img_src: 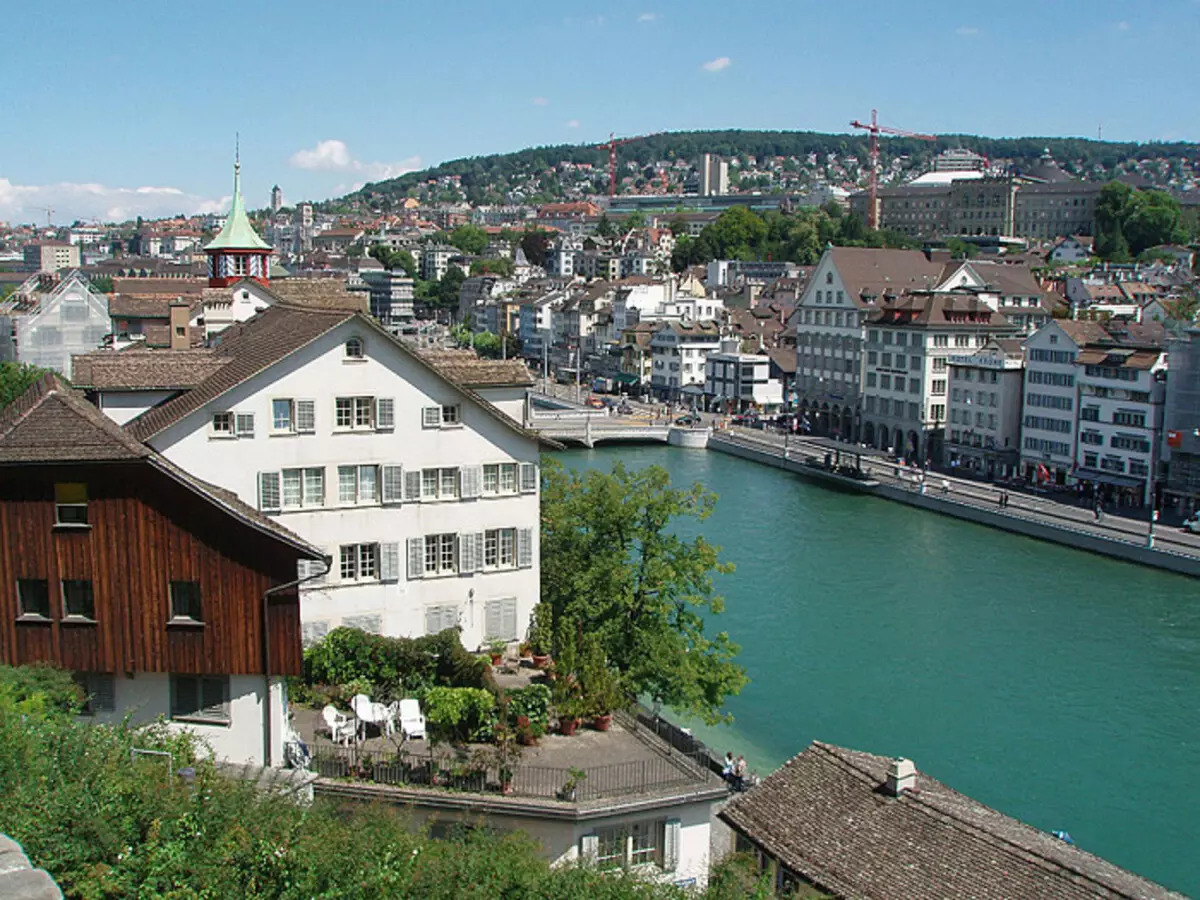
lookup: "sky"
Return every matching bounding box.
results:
[4,0,1199,224]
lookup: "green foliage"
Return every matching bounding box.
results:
[0,664,82,716]
[527,601,554,655]
[0,362,53,410]
[303,627,488,702]
[945,237,978,259]
[470,256,515,277]
[446,224,490,255]
[520,228,554,267]
[1095,182,1186,260]
[540,459,746,724]
[369,243,418,276]
[503,684,551,734]
[424,687,497,743]
[437,265,466,307]
[88,274,114,294]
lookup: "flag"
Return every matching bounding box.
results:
[1167,430,1182,449]
[1037,464,1051,483]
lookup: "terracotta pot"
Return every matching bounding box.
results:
[490,653,503,666]
[559,718,580,736]
[592,713,613,732]
[532,654,551,670]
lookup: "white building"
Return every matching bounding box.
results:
[421,243,460,281]
[15,272,110,379]
[87,305,546,650]
[944,339,1024,479]
[650,321,721,401]
[935,259,1055,335]
[699,153,729,197]
[24,241,80,273]
[704,340,784,413]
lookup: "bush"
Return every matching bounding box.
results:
[303,627,488,703]
[0,663,82,715]
[424,687,497,744]
[504,684,551,735]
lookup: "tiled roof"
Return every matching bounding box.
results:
[109,277,205,296]
[869,292,1012,329]
[417,350,535,387]
[826,248,945,307]
[720,741,1185,900]
[71,348,228,391]
[267,278,367,312]
[0,374,320,558]
[1075,347,1162,370]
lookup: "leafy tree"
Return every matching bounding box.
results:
[540,460,746,724]
[1161,290,1200,323]
[594,214,617,239]
[520,229,553,268]
[471,257,515,277]
[0,362,52,410]
[945,237,978,259]
[346,244,364,258]
[447,224,490,256]
[436,265,466,308]
[88,275,114,294]
[369,243,417,276]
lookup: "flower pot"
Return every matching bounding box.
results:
[591,713,613,732]
[532,654,551,670]
[558,787,577,802]
[559,718,580,736]
[490,653,503,666]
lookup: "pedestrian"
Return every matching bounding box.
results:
[733,755,747,791]
[941,479,950,494]
[997,492,1004,508]
[1094,499,1103,522]
[722,751,734,784]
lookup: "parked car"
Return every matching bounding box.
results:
[674,414,701,427]
[1183,513,1200,534]
[617,403,634,415]
[587,397,605,409]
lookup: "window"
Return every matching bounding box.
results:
[17,578,50,618]
[909,378,920,394]
[74,672,115,715]
[338,465,379,505]
[880,375,891,390]
[258,472,281,512]
[500,463,518,494]
[169,581,202,622]
[272,399,294,432]
[484,528,517,569]
[422,467,460,500]
[932,379,946,395]
[296,399,316,433]
[932,357,947,373]
[422,534,457,576]
[441,404,461,425]
[211,412,234,436]
[933,334,948,348]
[171,675,229,723]
[588,819,676,871]
[867,351,877,365]
[931,403,945,422]
[281,467,324,509]
[335,396,378,430]
[1113,410,1146,428]
[881,352,892,368]
[340,543,379,580]
[62,579,95,619]
[54,483,88,526]
[484,598,519,642]
[345,337,364,359]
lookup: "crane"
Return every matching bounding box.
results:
[850,110,936,229]
[594,132,658,197]
[30,206,56,227]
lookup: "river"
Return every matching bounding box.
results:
[558,445,1200,896]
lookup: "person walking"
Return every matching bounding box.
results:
[722,751,735,785]
[733,755,747,791]
[1094,498,1103,522]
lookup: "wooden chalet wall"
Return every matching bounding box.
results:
[0,462,304,677]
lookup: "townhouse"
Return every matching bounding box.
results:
[944,339,1025,480]
[650,320,721,402]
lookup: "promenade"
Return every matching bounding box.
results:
[713,426,1200,576]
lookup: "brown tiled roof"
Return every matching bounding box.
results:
[826,248,945,308]
[109,277,205,297]
[1054,319,1112,345]
[1075,347,1162,370]
[869,292,1013,329]
[267,278,367,312]
[0,374,321,557]
[720,741,1185,900]
[71,349,227,391]
[139,324,207,349]
[417,350,535,387]
[110,295,179,319]
[765,346,797,374]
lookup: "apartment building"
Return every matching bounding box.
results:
[23,241,81,273]
[944,339,1024,479]
[704,341,783,413]
[1164,328,1200,513]
[650,321,721,402]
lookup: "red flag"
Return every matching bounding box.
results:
[1168,430,1182,449]
[1037,464,1051,482]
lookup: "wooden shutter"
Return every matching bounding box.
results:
[441,605,459,630]
[376,397,395,430]
[381,465,404,504]
[296,399,316,433]
[484,600,503,640]
[459,464,483,499]
[422,406,442,428]
[580,833,599,864]
[407,537,426,579]
[424,606,442,636]
[517,528,533,568]
[258,471,281,512]
[519,462,537,493]
[457,532,479,574]
[235,413,255,437]
[379,542,400,582]
[404,470,423,502]
[663,819,681,872]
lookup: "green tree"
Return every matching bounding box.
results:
[0,363,52,410]
[945,237,978,259]
[448,224,490,255]
[436,265,466,308]
[470,257,515,277]
[594,214,617,239]
[520,229,553,268]
[88,275,114,294]
[540,460,746,724]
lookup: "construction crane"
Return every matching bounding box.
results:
[594,132,658,197]
[850,110,936,229]
[30,206,56,227]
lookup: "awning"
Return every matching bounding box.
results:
[1074,467,1145,489]
[613,373,640,385]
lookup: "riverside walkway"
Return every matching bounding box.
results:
[713,427,1200,576]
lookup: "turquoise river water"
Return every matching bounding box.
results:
[559,445,1200,896]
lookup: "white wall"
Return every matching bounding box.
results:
[97,389,178,425]
[148,322,542,650]
[473,385,529,425]
[88,672,284,766]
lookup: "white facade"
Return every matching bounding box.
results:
[15,273,110,379]
[95,389,179,425]
[87,672,289,767]
[144,321,542,650]
[704,351,784,412]
[1019,321,1081,483]
[202,280,277,337]
[945,346,1024,479]
[650,324,720,399]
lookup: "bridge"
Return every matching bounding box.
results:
[528,410,672,447]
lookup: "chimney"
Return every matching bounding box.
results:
[168,298,190,351]
[885,758,916,797]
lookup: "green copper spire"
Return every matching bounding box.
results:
[205,155,270,251]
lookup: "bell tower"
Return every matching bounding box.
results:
[204,149,271,288]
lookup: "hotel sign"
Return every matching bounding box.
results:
[947,353,1020,370]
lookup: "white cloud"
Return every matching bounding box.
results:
[0,176,229,224]
[637,12,659,22]
[955,25,980,36]
[288,139,421,182]
[566,119,581,129]
[701,56,731,72]
[533,96,549,106]
[1116,20,1130,30]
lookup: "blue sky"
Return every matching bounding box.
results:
[4,0,1197,223]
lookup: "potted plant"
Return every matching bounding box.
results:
[586,666,626,731]
[487,638,507,667]
[557,767,588,802]
[487,723,522,794]
[527,602,553,669]
[555,695,585,736]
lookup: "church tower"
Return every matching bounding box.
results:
[204,155,271,288]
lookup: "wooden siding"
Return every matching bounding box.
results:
[0,462,305,677]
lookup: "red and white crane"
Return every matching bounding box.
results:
[594,132,659,197]
[850,110,937,229]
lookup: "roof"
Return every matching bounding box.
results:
[71,348,227,391]
[109,294,201,320]
[108,277,206,297]
[124,305,550,448]
[720,741,1185,900]
[204,163,271,252]
[266,278,367,312]
[869,291,1012,330]
[825,248,945,307]
[417,350,535,387]
[0,374,320,557]
[1075,347,1162,370]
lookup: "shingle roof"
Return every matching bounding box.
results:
[869,292,1013,329]
[720,741,1185,900]
[71,348,228,391]
[109,294,185,319]
[266,278,367,312]
[826,248,945,307]
[417,350,535,387]
[0,374,321,558]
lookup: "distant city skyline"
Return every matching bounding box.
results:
[4,0,1198,223]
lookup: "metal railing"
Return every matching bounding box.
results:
[301,741,712,802]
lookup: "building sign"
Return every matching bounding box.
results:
[947,353,1019,370]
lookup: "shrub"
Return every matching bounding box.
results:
[504,684,551,735]
[0,663,82,716]
[424,687,497,744]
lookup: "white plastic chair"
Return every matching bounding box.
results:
[351,693,395,738]
[322,705,354,746]
[398,698,426,739]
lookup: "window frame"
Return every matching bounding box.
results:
[211,411,235,438]
[61,578,96,621]
[17,578,51,620]
[168,580,203,624]
[271,398,295,433]
[170,674,230,725]
[344,337,365,360]
[54,482,89,528]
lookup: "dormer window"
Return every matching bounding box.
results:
[345,337,365,360]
